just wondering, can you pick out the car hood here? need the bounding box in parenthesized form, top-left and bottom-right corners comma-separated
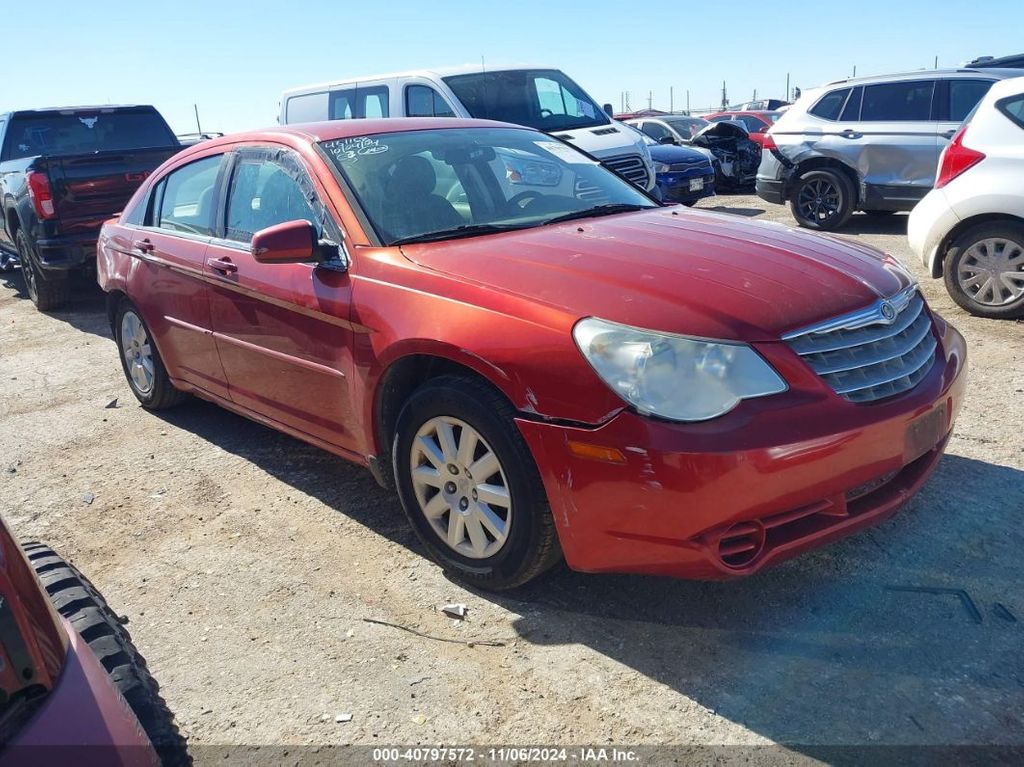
(399, 208, 914, 341)
(550, 123, 645, 161)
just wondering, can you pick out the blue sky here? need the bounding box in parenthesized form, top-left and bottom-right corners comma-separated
(6, 0, 1023, 134)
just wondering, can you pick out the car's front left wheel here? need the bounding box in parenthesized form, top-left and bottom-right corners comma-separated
(392, 375, 562, 590)
(114, 299, 187, 409)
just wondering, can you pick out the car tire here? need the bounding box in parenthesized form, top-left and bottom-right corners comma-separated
(392, 375, 562, 590)
(22, 542, 191, 766)
(789, 169, 855, 231)
(943, 221, 1024, 319)
(114, 298, 187, 409)
(16, 230, 69, 311)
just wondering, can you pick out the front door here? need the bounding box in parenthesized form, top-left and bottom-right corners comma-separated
(203, 146, 358, 451)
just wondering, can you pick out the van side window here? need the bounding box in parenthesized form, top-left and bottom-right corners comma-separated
(405, 85, 455, 118)
(329, 86, 390, 120)
(155, 155, 223, 236)
(861, 81, 934, 121)
(949, 80, 993, 123)
(809, 89, 850, 121)
(286, 92, 328, 123)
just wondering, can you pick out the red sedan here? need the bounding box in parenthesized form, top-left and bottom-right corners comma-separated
(97, 119, 965, 589)
(702, 110, 782, 145)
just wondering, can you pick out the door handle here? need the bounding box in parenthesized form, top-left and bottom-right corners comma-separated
(133, 238, 154, 253)
(941, 129, 957, 139)
(209, 257, 238, 274)
(840, 130, 862, 139)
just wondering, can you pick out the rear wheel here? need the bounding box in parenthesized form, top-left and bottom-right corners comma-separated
(789, 169, 855, 231)
(16, 230, 69, 311)
(392, 376, 561, 590)
(22, 542, 190, 766)
(114, 298, 187, 409)
(943, 222, 1024, 319)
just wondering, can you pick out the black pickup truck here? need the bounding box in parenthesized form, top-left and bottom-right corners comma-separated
(0, 105, 181, 310)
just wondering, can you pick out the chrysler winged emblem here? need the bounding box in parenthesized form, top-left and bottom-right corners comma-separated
(880, 301, 897, 323)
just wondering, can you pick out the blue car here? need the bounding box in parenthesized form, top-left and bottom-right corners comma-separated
(637, 131, 716, 206)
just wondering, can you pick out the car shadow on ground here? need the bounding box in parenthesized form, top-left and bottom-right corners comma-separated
(840, 212, 911, 237)
(152, 399, 1024, 751)
(1, 267, 110, 339)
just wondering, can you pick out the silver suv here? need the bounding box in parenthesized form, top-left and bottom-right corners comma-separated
(756, 68, 1021, 230)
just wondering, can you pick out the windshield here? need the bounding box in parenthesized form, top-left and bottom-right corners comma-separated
(319, 127, 657, 245)
(442, 69, 609, 132)
(1, 108, 177, 161)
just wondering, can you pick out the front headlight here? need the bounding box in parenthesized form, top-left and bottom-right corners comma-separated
(653, 161, 670, 174)
(573, 317, 788, 422)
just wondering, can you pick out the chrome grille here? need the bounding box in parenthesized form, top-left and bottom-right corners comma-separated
(602, 154, 650, 189)
(783, 287, 938, 404)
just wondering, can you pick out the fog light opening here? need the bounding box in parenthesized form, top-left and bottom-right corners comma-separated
(717, 521, 766, 569)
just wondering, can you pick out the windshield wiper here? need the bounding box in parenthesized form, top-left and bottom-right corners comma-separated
(541, 203, 653, 226)
(391, 223, 533, 246)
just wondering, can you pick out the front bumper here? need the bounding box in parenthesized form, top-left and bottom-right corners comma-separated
(4, 616, 157, 766)
(907, 188, 959, 277)
(516, 318, 966, 579)
(658, 170, 716, 204)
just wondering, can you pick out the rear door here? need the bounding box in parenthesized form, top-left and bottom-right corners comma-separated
(127, 153, 230, 399)
(935, 77, 996, 147)
(203, 146, 358, 451)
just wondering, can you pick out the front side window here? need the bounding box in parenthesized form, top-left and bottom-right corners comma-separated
(225, 156, 319, 244)
(809, 89, 851, 121)
(329, 86, 390, 121)
(861, 81, 935, 121)
(949, 80, 993, 123)
(443, 69, 608, 132)
(405, 85, 455, 117)
(319, 127, 656, 246)
(154, 155, 223, 236)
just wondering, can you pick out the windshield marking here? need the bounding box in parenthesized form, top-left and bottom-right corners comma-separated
(322, 136, 390, 163)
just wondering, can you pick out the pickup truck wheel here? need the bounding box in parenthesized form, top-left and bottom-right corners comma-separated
(393, 375, 562, 590)
(22, 542, 190, 766)
(790, 169, 854, 231)
(114, 299, 187, 409)
(943, 222, 1024, 319)
(16, 230, 69, 311)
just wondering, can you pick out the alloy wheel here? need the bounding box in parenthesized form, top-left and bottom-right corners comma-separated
(409, 416, 512, 559)
(796, 178, 841, 224)
(956, 237, 1024, 307)
(120, 310, 155, 395)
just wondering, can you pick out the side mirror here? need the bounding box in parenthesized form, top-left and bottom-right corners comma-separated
(603, 103, 614, 117)
(658, 135, 677, 145)
(251, 220, 318, 264)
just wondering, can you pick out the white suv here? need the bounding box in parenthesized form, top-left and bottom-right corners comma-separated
(908, 76, 1024, 319)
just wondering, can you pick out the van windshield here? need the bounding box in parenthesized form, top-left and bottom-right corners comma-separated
(319, 126, 656, 246)
(442, 69, 609, 132)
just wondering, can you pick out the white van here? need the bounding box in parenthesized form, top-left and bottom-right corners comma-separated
(280, 66, 655, 191)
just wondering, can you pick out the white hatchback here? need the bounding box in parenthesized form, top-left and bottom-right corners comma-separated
(908, 76, 1024, 319)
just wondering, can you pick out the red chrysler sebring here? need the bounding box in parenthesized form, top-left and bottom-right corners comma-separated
(97, 119, 966, 589)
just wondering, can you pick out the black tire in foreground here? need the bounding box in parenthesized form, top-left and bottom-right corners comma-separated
(114, 298, 188, 409)
(16, 230, 69, 311)
(22, 542, 190, 766)
(789, 168, 855, 231)
(393, 375, 562, 590)
(943, 221, 1024, 320)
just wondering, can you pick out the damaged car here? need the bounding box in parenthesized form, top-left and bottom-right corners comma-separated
(688, 120, 761, 190)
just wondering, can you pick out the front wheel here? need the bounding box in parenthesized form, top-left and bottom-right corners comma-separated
(392, 376, 561, 590)
(789, 169, 855, 231)
(114, 299, 187, 409)
(943, 222, 1024, 319)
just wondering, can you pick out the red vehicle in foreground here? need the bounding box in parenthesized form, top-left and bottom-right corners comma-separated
(97, 119, 965, 589)
(0, 518, 187, 766)
(702, 110, 781, 146)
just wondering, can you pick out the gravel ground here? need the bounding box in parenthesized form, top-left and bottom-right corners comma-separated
(1, 195, 1022, 759)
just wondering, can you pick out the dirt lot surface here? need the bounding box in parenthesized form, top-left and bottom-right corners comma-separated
(1, 195, 1022, 759)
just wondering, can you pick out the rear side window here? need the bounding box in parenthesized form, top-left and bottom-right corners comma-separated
(840, 87, 863, 121)
(949, 80, 993, 122)
(286, 92, 328, 123)
(997, 94, 1024, 129)
(329, 86, 389, 120)
(809, 89, 850, 121)
(405, 85, 455, 117)
(861, 81, 934, 121)
(1, 109, 176, 161)
(153, 156, 223, 236)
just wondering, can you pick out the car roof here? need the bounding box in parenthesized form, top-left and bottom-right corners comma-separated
(283, 65, 559, 96)
(188, 117, 533, 147)
(822, 67, 1022, 87)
